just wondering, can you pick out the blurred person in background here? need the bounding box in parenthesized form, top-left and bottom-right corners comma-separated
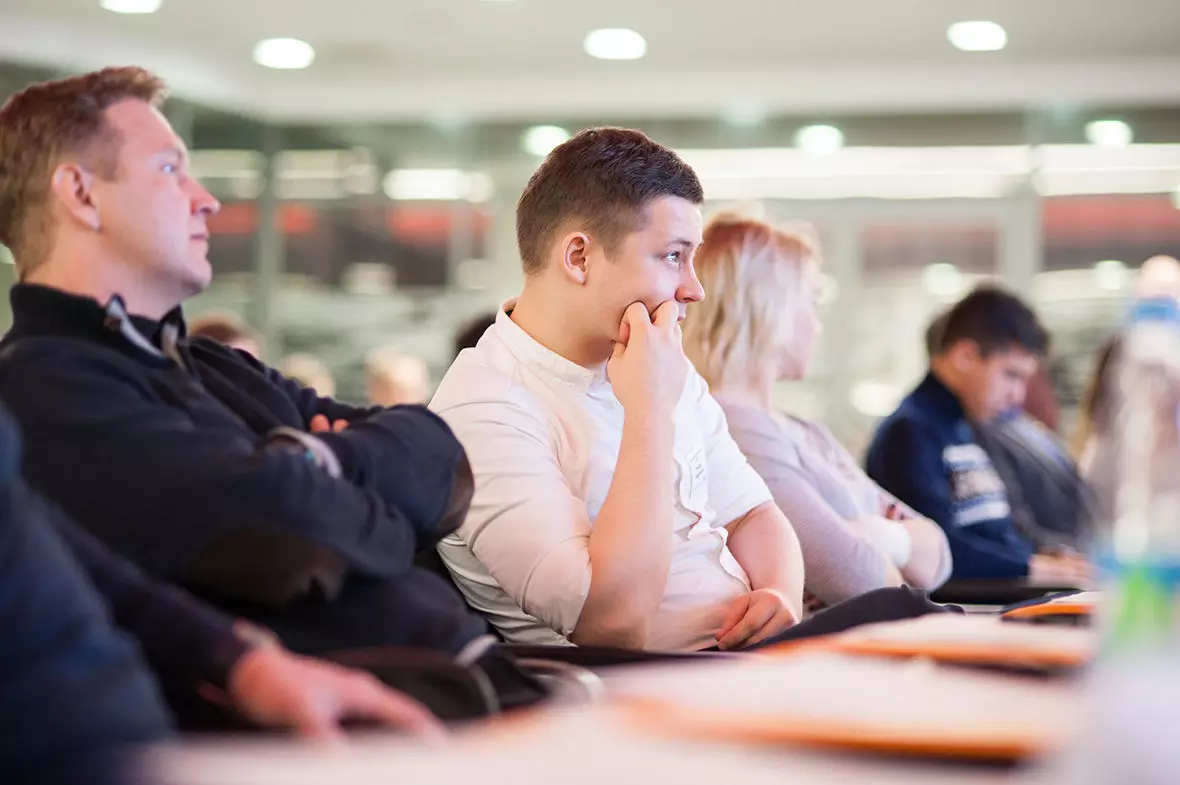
(282, 352, 337, 398)
(0, 67, 486, 661)
(432, 128, 950, 653)
(682, 214, 952, 608)
(866, 288, 1090, 583)
(1072, 336, 1121, 476)
(366, 346, 431, 406)
(924, 313, 1093, 553)
(453, 312, 496, 359)
(0, 404, 440, 785)
(188, 310, 263, 359)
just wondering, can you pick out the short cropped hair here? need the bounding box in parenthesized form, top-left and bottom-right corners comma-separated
(682, 213, 819, 389)
(936, 286, 1048, 358)
(515, 127, 704, 274)
(0, 67, 168, 276)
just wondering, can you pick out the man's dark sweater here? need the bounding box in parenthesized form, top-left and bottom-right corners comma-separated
(0, 284, 486, 655)
(865, 373, 1034, 580)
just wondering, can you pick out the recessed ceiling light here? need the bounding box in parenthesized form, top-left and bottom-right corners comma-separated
(100, 0, 163, 12)
(583, 28, 647, 60)
(1085, 119, 1133, 149)
(922, 263, 965, 299)
(522, 125, 571, 157)
(947, 21, 1007, 52)
(253, 38, 316, 70)
(793, 124, 844, 156)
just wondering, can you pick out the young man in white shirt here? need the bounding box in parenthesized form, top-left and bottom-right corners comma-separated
(431, 128, 943, 652)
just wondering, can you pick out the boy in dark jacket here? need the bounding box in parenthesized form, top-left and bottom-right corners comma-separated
(865, 287, 1089, 584)
(0, 67, 484, 656)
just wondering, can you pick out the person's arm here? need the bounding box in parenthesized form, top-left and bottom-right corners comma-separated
(46, 488, 443, 738)
(695, 380, 806, 612)
(724, 501, 805, 617)
(867, 418, 1032, 580)
(794, 423, 949, 591)
(0, 350, 430, 606)
(439, 394, 676, 648)
(759, 461, 904, 603)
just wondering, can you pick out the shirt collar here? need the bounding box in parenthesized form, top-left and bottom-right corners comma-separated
(913, 371, 967, 422)
(493, 298, 609, 395)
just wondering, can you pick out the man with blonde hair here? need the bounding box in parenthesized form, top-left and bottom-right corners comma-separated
(0, 67, 485, 660)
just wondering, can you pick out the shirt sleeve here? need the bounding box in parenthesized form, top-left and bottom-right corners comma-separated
(433, 396, 592, 638)
(693, 373, 773, 526)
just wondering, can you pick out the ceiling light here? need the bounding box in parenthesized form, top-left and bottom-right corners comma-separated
(1093, 260, 1128, 291)
(583, 28, 647, 60)
(947, 21, 1008, 52)
(253, 38, 316, 70)
(793, 124, 844, 156)
(522, 125, 571, 157)
(100, 0, 163, 12)
(1085, 119, 1133, 149)
(922, 263, 965, 299)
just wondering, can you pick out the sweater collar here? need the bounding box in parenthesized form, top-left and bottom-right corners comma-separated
(8, 283, 188, 364)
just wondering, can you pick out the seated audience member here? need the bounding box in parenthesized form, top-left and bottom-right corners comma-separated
(930, 315, 1095, 552)
(453, 312, 496, 358)
(188, 310, 263, 359)
(0, 67, 485, 657)
(282, 352, 337, 398)
(681, 215, 952, 606)
(366, 346, 431, 406)
(865, 288, 1090, 583)
(0, 405, 439, 785)
(431, 128, 948, 652)
(1072, 337, 1122, 525)
(1072, 337, 1120, 476)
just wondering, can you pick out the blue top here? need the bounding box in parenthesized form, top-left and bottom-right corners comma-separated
(865, 373, 1034, 580)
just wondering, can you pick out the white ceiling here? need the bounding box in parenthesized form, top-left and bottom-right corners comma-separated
(2, 0, 1179, 122)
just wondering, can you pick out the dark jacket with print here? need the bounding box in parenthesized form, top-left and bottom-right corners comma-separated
(865, 373, 1033, 580)
(0, 284, 485, 655)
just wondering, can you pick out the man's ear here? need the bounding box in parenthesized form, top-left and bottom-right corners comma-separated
(948, 339, 982, 373)
(49, 162, 101, 232)
(558, 232, 591, 285)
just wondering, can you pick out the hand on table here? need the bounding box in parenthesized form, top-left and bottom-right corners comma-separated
(1029, 553, 1092, 586)
(715, 588, 799, 651)
(226, 645, 446, 742)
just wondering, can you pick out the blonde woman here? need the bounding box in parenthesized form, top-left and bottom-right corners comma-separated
(683, 214, 952, 605)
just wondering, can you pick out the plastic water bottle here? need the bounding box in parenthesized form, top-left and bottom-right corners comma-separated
(1100, 255, 1180, 652)
(1040, 256, 1180, 785)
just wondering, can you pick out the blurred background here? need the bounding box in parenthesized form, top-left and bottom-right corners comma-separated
(1, 0, 1178, 451)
